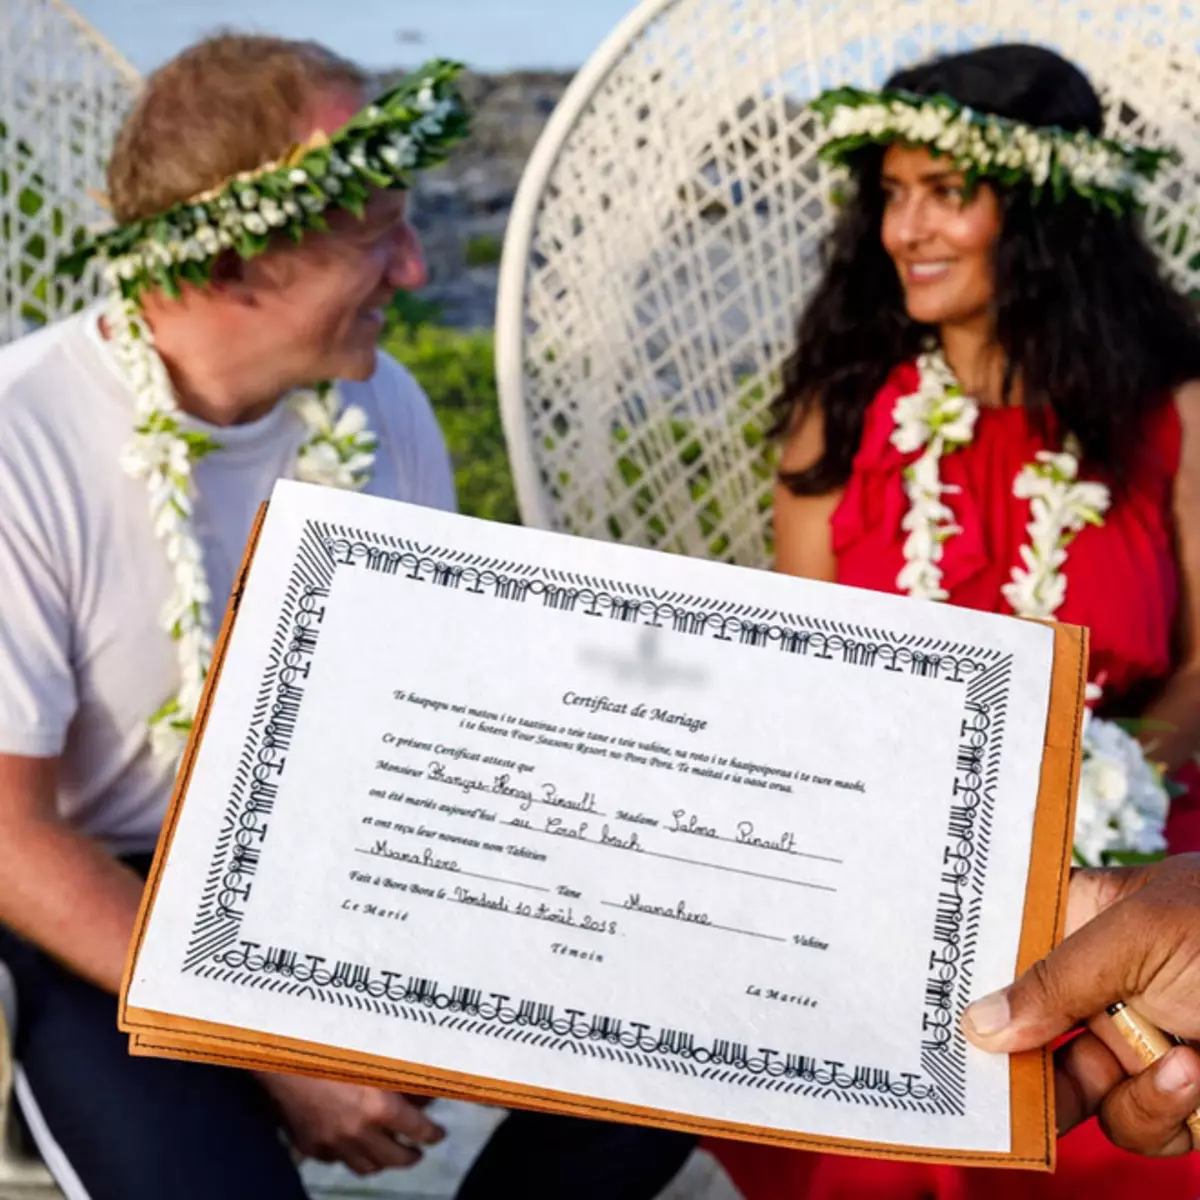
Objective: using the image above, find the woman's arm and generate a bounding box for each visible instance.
[772,406,843,582]
[1142,381,1200,772]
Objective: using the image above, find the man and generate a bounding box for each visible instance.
[0,34,459,1199]
[964,854,1200,1159]
[0,31,699,1200]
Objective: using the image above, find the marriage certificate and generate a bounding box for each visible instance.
[122,479,1086,1170]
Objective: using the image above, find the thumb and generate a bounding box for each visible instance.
[962,890,1147,1054]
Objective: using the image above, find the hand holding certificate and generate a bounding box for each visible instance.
[121,480,1087,1170]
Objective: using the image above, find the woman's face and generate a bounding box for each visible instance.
[879,144,1002,330]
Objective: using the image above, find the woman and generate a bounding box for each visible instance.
[710,40,1200,1200]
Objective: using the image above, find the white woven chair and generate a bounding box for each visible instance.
[0,0,141,347]
[0,967,60,1198]
[496,0,1200,567]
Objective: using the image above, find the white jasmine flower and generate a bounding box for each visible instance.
[259,199,286,227]
[289,389,335,431]
[342,450,376,477]
[332,405,368,439]
[196,226,221,254]
[150,720,188,764]
[891,394,933,453]
[388,134,417,167]
[935,397,978,445]
[295,440,344,483]
[238,187,259,210]
[243,212,269,236]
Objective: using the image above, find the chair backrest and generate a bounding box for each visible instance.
[0,0,141,346]
[496,0,1200,569]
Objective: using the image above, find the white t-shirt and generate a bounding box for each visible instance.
[0,307,457,854]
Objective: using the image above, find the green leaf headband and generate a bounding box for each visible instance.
[57,59,471,301]
[811,85,1178,215]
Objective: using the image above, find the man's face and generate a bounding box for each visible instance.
[244,87,429,384]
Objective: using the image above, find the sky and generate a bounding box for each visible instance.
[71,0,641,75]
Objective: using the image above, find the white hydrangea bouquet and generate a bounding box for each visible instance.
[1074,681,1178,867]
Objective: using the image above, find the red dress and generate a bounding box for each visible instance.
[709,361,1200,1198]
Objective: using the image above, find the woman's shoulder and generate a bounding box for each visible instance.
[1173,379,1200,439]
[1127,384,1196,482]
[1165,379,1200,482]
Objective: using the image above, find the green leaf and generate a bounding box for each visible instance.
[1110,717,1177,736]
[154,263,181,300]
[356,163,394,190]
[1102,849,1168,868]
[148,696,182,725]
[180,261,209,287]
[180,430,222,458]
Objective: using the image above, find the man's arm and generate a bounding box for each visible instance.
[0,751,445,1172]
[963,856,1200,1156]
[0,752,146,995]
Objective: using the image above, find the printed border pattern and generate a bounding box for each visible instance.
[320,524,1001,683]
[917,655,1010,1116]
[184,534,335,970]
[196,944,939,1107]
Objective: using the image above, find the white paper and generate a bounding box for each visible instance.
[128,478,1057,1153]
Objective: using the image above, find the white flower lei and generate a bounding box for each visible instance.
[810,86,1177,216]
[891,348,1111,617]
[892,350,1172,866]
[823,97,1136,195]
[106,292,378,765]
[891,350,979,600]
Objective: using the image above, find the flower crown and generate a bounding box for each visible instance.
[810,85,1177,215]
[57,59,471,301]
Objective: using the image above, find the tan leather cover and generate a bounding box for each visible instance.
[119,502,1088,1171]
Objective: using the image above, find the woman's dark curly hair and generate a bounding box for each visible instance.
[777,42,1200,495]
